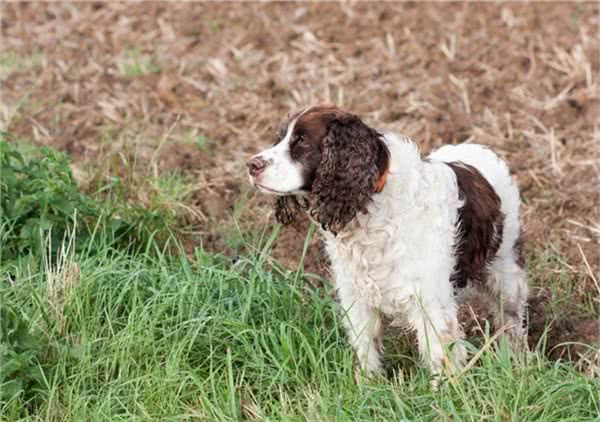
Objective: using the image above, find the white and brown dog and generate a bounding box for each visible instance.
[247,105,527,379]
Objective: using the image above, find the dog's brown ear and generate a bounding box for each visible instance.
[274,196,297,225]
[274,195,310,226]
[310,113,389,234]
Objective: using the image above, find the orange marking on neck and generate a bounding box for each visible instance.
[374,164,390,193]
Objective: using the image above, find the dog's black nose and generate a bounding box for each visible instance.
[247,156,267,177]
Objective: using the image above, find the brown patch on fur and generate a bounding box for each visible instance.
[513,228,526,268]
[274,106,390,234]
[446,162,504,288]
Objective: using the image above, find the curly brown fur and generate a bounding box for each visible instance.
[307,110,390,234]
[274,195,308,226]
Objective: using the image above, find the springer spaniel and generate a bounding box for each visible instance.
[247,105,527,380]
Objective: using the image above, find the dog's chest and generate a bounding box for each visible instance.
[322,176,460,311]
[324,210,450,308]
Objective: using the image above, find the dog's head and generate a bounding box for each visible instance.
[247,105,390,233]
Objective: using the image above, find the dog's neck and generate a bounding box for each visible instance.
[382,133,423,176]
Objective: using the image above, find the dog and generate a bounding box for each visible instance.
[247,105,527,379]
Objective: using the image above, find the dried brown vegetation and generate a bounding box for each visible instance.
[2,2,598,357]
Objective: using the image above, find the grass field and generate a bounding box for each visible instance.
[1,139,598,421]
[2,241,598,420]
[1,2,599,420]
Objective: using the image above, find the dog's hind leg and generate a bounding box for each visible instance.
[487,255,528,350]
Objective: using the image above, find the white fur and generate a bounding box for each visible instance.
[324,134,528,378]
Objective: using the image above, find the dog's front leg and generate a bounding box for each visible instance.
[336,281,384,376]
[407,290,466,384]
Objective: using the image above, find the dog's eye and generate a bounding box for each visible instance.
[290,136,307,159]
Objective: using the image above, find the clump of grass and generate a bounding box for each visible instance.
[528,245,599,320]
[176,129,212,151]
[118,49,160,76]
[0,137,100,263]
[84,146,202,244]
[0,49,41,78]
[209,20,222,32]
[0,137,183,267]
[194,134,211,151]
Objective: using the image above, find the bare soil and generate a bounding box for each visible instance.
[2,2,598,359]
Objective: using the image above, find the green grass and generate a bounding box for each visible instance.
[2,240,598,421]
[0,50,42,79]
[528,245,599,320]
[0,139,188,264]
[1,141,598,420]
[118,49,160,77]
[176,129,213,152]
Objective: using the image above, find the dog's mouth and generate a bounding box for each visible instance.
[254,183,289,195]
[254,182,308,197]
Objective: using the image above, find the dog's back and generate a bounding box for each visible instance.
[428,143,522,266]
[428,143,527,344]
